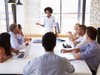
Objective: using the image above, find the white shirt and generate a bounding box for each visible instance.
[75,34,88,48]
[76,36,83,43]
[23,52,75,75]
[43,16,56,33]
[9,32,26,50]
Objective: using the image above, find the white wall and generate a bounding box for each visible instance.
[90,0,100,27]
[16,0,44,35]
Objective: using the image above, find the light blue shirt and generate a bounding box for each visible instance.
[9,32,26,50]
[17,34,24,45]
[80,41,100,71]
[23,52,75,75]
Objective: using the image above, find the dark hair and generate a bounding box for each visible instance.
[10,23,17,32]
[79,25,86,32]
[87,26,97,40]
[42,32,56,51]
[18,24,22,30]
[44,7,53,13]
[0,32,11,56]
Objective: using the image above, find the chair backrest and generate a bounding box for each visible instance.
[96,64,100,75]
[97,28,100,44]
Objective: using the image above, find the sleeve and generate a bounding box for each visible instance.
[76,38,88,48]
[75,37,83,43]
[10,34,19,49]
[23,59,37,75]
[63,58,75,73]
[17,43,26,50]
[80,46,95,60]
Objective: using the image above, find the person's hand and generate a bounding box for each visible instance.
[30,38,32,41]
[36,23,40,25]
[61,49,68,53]
[73,52,80,60]
[14,50,19,55]
[6,55,12,59]
[72,49,77,53]
[11,48,19,55]
[25,42,29,46]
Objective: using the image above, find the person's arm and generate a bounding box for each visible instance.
[73,41,80,47]
[73,52,81,60]
[11,48,19,55]
[36,23,44,27]
[23,59,37,75]
[17,42,29,50]
[74,46,95,60]
[0,48,12,63]
[63,58,75,73]
[61,48,80,53]
[75,38,88,48]
[10,33,29,50]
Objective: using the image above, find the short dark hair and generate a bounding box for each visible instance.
[10,23,17,32]
[79,25,86,32]
[0,32,11,56]
[42,32,56,51]
[44,7,53,13]
[18,24,22,30]
[86,26,97,40]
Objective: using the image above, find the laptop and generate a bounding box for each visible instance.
[13,45,31,59]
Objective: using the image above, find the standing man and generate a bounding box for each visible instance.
[36,7,56,33]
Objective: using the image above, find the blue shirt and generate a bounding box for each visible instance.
[9,32,26,50]
[80,41,100,71]
[23,52,75,75]
[17,34,24,45]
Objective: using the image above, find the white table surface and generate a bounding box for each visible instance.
[0,39,92,75]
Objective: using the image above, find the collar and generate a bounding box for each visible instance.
[88,41,97,46]
[45,51,54,54]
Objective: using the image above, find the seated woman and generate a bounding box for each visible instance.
[0,33,12,63]
[67,23,80,41]
[17,24,31,45]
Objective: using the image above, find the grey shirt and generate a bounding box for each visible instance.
[23,52,75,75]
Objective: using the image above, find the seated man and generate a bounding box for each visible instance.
[23,32,75,75]
[72,25,87,47]
[9,23,29,50]
[61,26,100,75]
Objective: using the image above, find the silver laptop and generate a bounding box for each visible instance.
[13,45,31,59]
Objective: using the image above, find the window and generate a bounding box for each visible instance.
[61,0,79,34]
[17,0,90,35]
[0,0,7,33]
[0,0,13,33]
[40,0,90,34]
